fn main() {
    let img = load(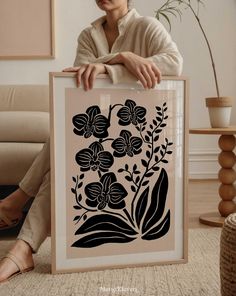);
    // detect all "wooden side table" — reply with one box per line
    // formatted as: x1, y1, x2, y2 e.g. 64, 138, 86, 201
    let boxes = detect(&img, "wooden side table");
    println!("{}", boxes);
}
190, 127, 236, 227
